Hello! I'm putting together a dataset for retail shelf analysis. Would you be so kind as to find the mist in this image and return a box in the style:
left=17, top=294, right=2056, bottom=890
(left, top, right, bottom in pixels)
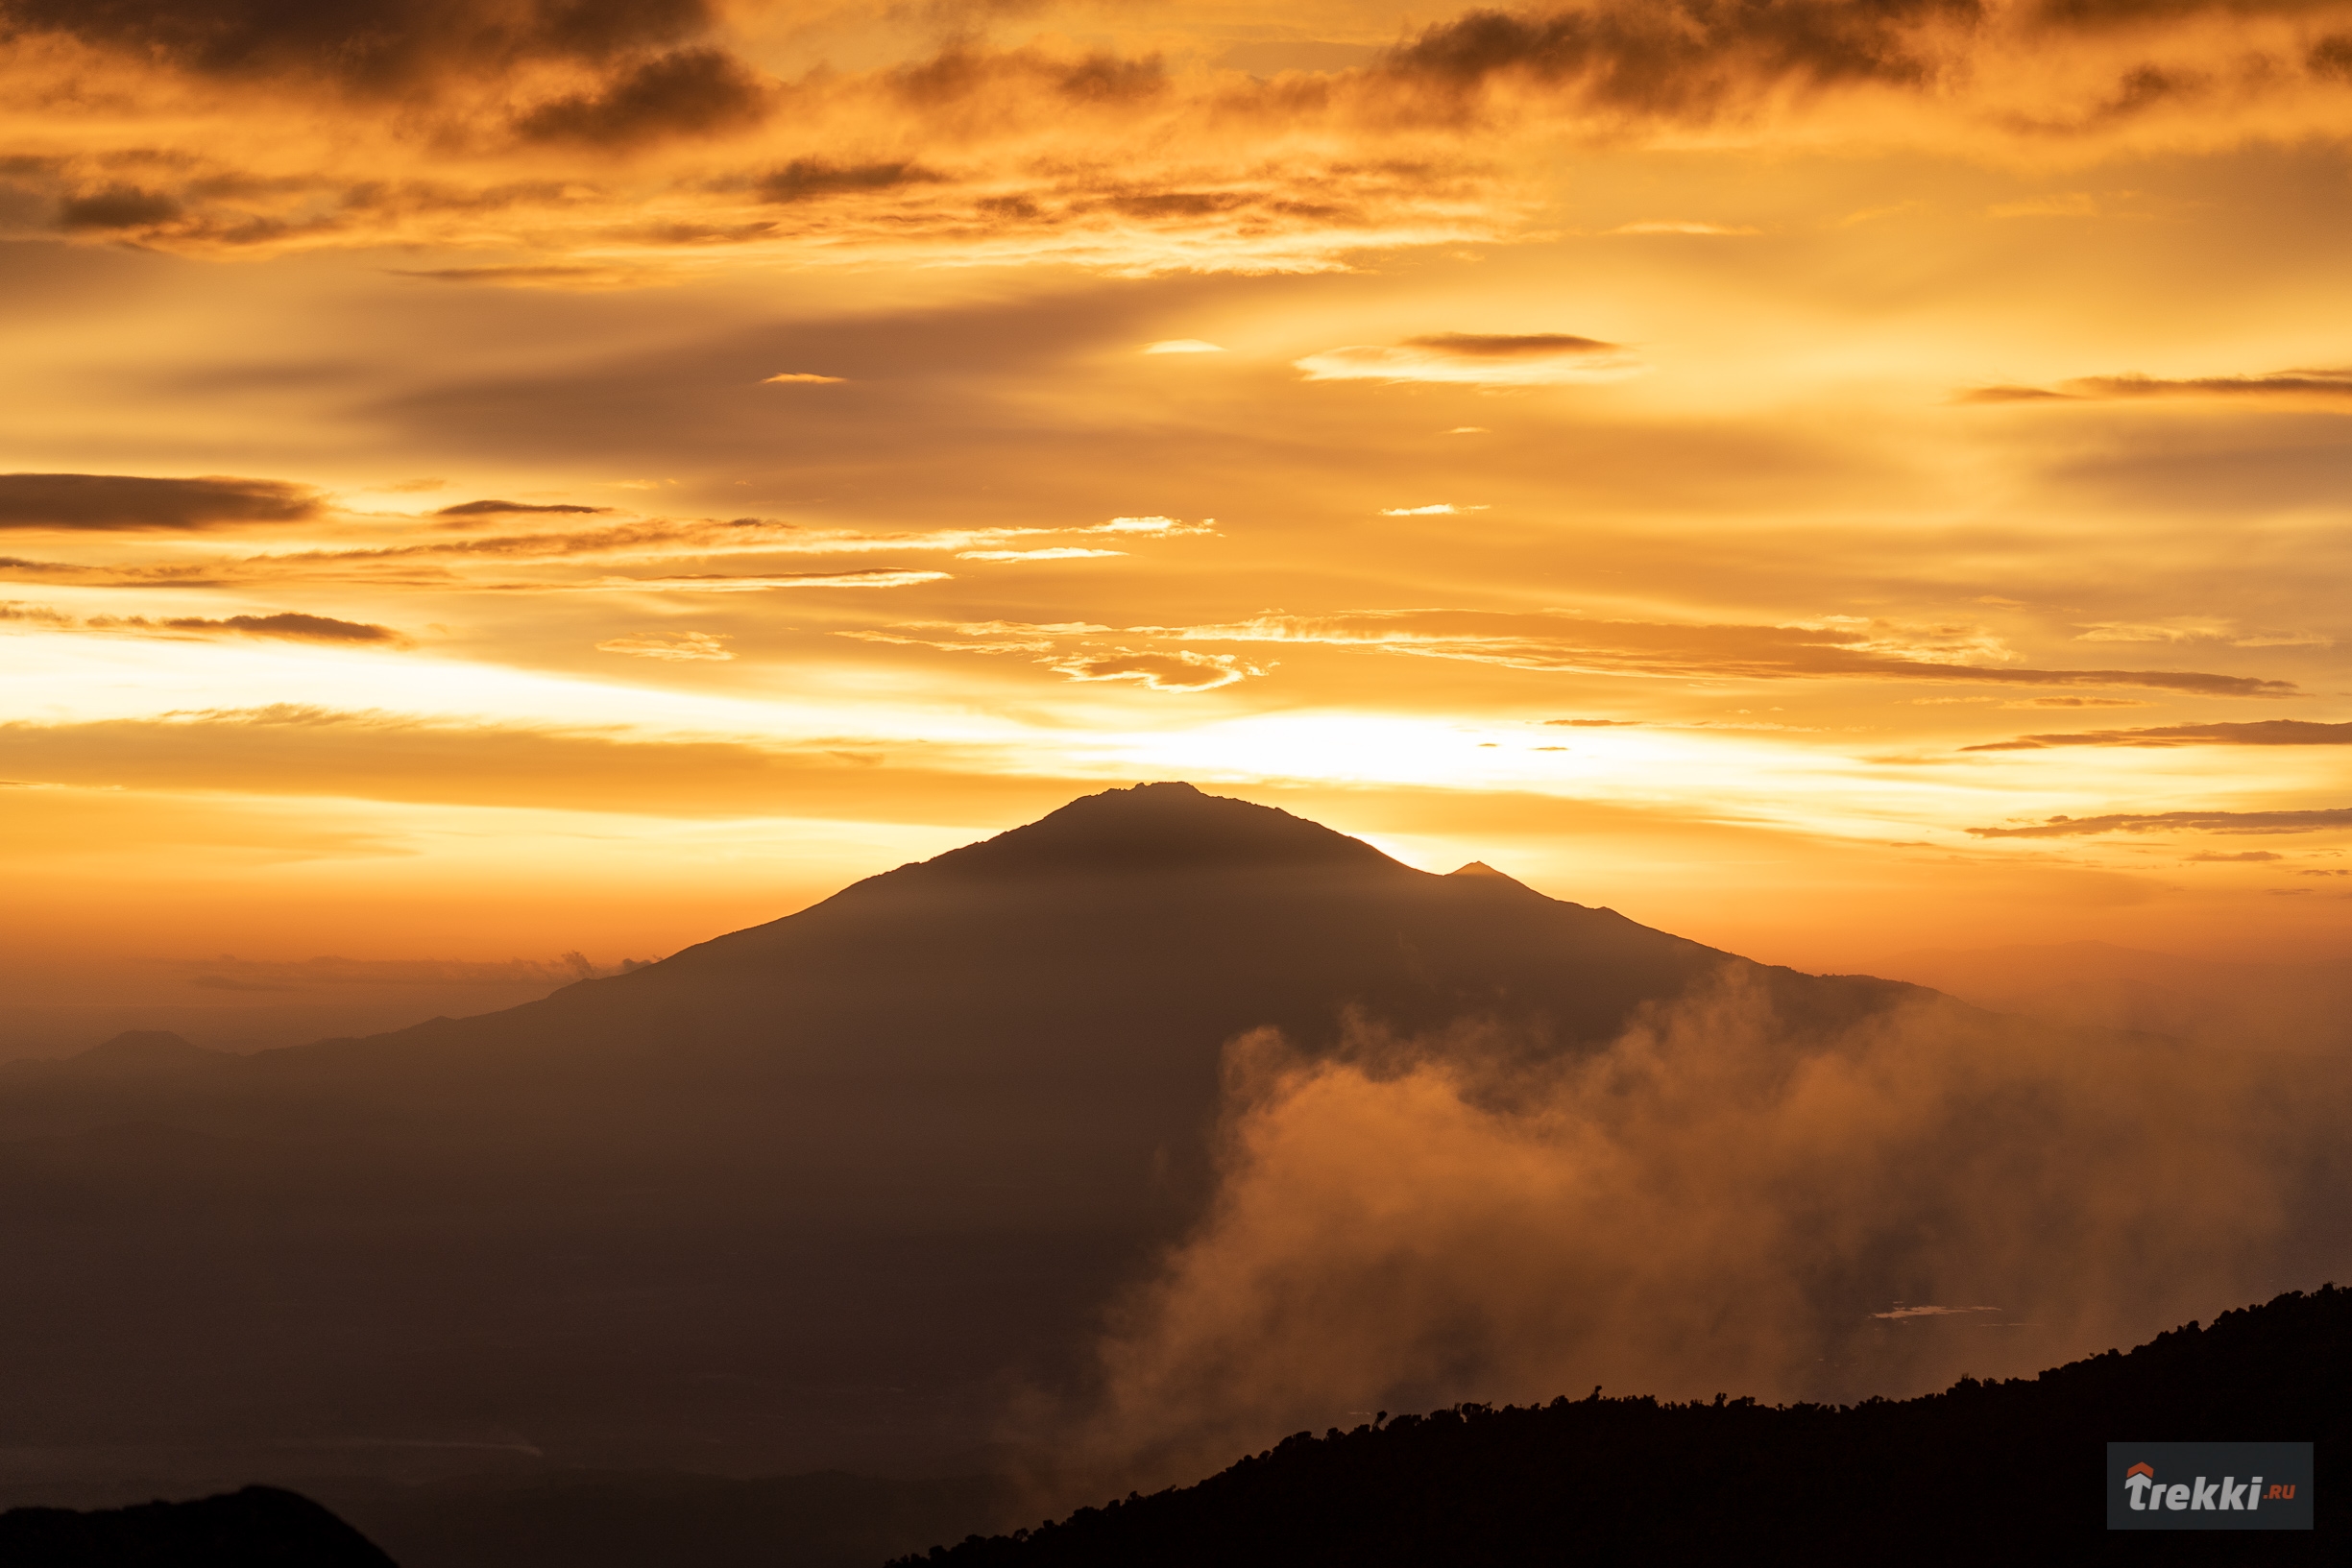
left=1058, top=971, right=2352, bottom=1488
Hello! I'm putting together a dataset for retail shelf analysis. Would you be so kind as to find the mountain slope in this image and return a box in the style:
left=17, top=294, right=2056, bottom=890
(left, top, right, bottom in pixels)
left=902, top=1285, right=2349, bottom=1567
left=0, top=783, right=1929, bottom=1488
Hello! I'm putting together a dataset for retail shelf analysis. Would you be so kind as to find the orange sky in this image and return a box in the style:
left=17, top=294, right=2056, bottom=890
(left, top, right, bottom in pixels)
left=6, top=0, right=2352, bottom=1043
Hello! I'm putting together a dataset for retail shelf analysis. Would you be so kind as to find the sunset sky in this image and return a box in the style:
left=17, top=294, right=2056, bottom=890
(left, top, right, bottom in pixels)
left=6, top=0, right=2352, bottom=1038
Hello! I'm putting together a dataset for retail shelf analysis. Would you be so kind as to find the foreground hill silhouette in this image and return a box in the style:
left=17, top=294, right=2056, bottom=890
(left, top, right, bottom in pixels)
left=902, top=1286, right=2349, bottom=1567
left=0, top=1484, right=393, bottom=1566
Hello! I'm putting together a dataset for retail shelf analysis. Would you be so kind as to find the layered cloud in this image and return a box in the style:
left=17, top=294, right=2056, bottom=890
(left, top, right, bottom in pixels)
left=12, top=1, right=2352, bottom=275
left=1143, top=609, right=2300, bottom=694
left=0, top=507, right=1218, bottom=594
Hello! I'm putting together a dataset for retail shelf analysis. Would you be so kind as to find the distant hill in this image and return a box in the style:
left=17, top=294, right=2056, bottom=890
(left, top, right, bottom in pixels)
left=1872, top=940, right=2352, bottom=1054
left=0, top=1484, right=393, bottom=1566
left=898, top=1285, right=2350, bottom=1566
left=0, top=784, right=1927, bottom=1485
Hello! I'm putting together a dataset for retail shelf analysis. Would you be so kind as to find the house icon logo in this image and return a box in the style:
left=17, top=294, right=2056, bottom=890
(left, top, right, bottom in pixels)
left=2126, top=1463, right=2155, bottom=1482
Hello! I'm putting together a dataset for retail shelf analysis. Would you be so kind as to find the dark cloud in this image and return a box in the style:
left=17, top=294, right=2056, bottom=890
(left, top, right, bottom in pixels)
left=6, top=600, right=405, bottom=642
left=1055, top=51, right=1170, bottom=103
left=85, top=611, right=406, bottom=644
left=0, top=472, right=321, bottom=531
left=1959, top=368, right=2352, bottom=403
left=1964, top=719, right=2352, bottom=752
left=1103, top=191, right=1252, bottom=220
left=434, top=498, right=611, bottom=517
left=1376, top=0, right=1976, bottom=115
left=1955, top=384, right=2075, bottom=403
left=1967, top=808, right=2352, bottom=838
left=886, top=45, right=1168, bottom=109
left=755, top=160, right=944, bottom=205
left=172, top=612, right=403, bottom=643
left=0, top=0, right=715, bottom=91
left=2185, top=850, right=2282, bottom=862
left=512, top=47, right=767, bottom=146
left=55, top=185, right=183, bottom=230
left=2315, top=34, right=2352, bottom=80
left=1295, top=333, right=1644, bottom=385
left=1404, top=331, right=1621, bottom=356
left=387, top=264, right=660, bottom=288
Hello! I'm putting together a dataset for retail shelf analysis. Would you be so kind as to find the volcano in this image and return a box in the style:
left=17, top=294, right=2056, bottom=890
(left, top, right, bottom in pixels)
left=0, top=784, right=1919, bottom=1491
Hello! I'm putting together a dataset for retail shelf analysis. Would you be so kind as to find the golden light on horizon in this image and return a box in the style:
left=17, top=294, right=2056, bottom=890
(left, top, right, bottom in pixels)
left=6, top=0, right=2352, bottom=1051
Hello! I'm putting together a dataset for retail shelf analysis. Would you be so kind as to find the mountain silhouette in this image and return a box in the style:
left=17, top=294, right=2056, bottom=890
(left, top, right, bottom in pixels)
left=0, top=784, right=1926, bottom=1492
left=0, top=1484, right=395, bottom=1566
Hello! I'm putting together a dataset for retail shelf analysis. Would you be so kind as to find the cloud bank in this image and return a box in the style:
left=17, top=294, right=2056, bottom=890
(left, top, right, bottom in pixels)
left=1054, top=975, right=2346, bottom=1488
left=14, top=1, right=2352, bottom=274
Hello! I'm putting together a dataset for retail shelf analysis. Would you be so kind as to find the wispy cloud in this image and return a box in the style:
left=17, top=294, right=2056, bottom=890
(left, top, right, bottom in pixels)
left=435, top=499, right=611, bottom=518
left=570, top=570, right=950, bottom=592
left=594, top=632, right=734, bottom=661
left=1964, top=720, right=2352, bottom=753
left=1052, top=651, right=1262, bottom=692
left=1960, top=368, right=2352, bottom=404
left=1297, top=333, right=1646, bottom=387
left=1604, top=220, right=1760, bottom=236
left=955, top=547, right=1127, bottom=562
left=1968, top=808, right=2352, bottom=839
left=4, top=603, right=406, bottom=645
left=1138, top=610, right=2299, bottom=696
left=2073, top=619, right=2328, bottom=648
left=0, top=513, right=1220, bottom=593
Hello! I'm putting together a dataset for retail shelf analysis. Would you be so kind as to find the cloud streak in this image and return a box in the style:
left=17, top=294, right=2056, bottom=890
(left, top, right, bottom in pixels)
left=1964, top=720, right=2352, bottom=752
left=2, top=602, right=405, bottom=645
left=1052, top=650, right=1262, bottom=692
left=1967, top=808, right=2352, bottom=838
left=1147, top=610, right=2300, bottom=695
left=0, top=472, right=323, bottom=531
left=1960, top=368, right=2352, bottom=404
left=1297, top=333, right=1646, bottom=387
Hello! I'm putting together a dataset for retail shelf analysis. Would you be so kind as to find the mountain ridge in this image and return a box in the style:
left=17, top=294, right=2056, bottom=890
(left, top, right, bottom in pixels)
left=0, top=782, right=1954, bottom=1487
